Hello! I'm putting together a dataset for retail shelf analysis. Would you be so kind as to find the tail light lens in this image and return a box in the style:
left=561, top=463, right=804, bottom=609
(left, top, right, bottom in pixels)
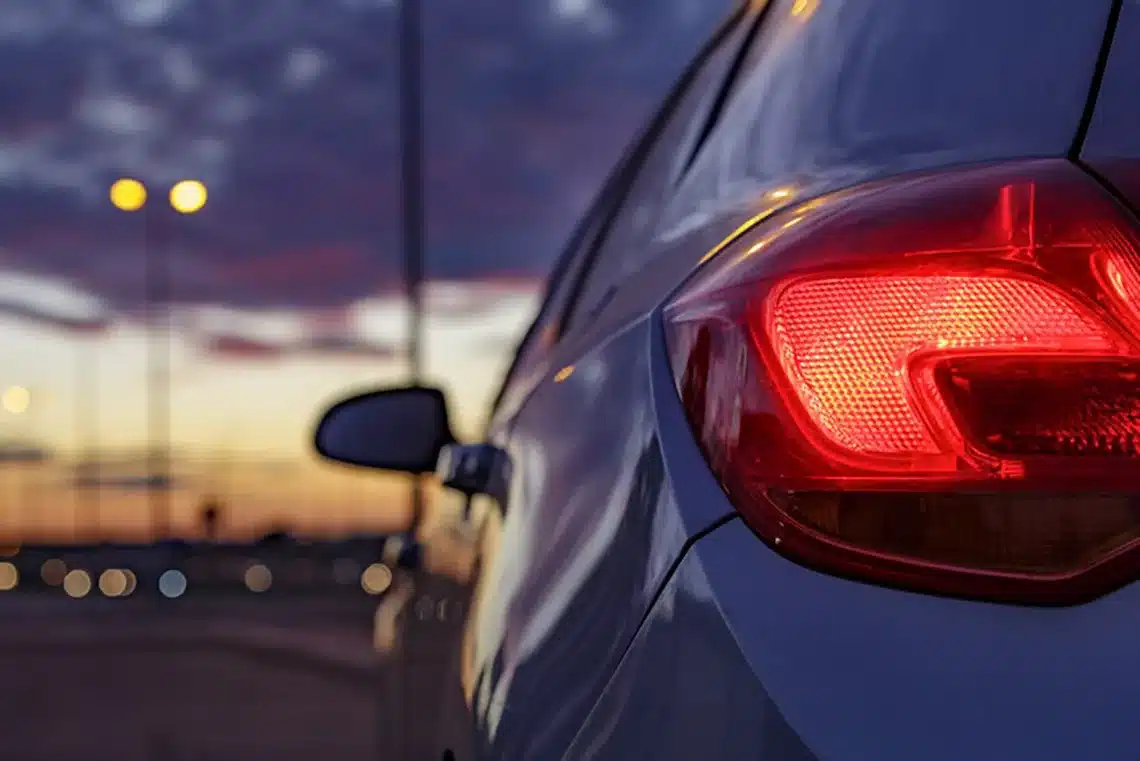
left=664, top=160, right=1140, bottom=604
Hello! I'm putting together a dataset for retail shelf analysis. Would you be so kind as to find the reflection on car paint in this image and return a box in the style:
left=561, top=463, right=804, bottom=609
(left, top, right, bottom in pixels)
left=467, top=0, right=1118, bottom=756
left=563, top=522, right=818, bottom=761
left=658, top=0, right=1111, bottom=244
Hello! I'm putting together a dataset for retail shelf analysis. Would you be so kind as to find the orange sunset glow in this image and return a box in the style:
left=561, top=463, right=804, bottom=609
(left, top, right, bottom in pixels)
left=0, top=273, right=540, bottom=541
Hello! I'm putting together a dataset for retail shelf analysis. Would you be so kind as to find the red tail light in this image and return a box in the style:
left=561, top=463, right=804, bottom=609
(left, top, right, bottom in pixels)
left=664, top=160, right=1140, bottom=604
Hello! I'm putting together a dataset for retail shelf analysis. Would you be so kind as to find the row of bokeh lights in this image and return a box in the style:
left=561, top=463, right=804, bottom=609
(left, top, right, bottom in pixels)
left=0, top=558, right=393, bottom=598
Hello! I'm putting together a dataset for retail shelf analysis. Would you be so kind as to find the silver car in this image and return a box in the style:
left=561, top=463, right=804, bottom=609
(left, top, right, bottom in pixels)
left=315, top=0, right=1140, bottom=758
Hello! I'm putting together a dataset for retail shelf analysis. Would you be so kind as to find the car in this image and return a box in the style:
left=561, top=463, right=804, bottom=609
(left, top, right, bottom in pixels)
left=312, top=0, right=1140, bottom=758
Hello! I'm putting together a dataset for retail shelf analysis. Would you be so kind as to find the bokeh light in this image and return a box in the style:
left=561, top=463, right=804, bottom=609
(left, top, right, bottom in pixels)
left=123, top=569, right=138, bottom=596
left=99, top=569, right=129, bottom=598
left=244, top=563, right=272, bottom=592
left=361, top=563, right=393, bottom=595
left=63, top=569, right=92, bottom=598
left=381, top=537, right=405, bottom=566
left=41, top=558, right=66, bottom=586
left=158, top=569, right=187, bottom=598
left=0, top=562, right=18, bottom=591
left=2, top=386, right=30, bottom=414
left=169, top=180, right=207, bottom=214
left=109, top=178, right=147, bottom=212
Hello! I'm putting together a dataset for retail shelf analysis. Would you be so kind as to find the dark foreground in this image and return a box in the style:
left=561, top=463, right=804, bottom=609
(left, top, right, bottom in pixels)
left=0, top=578, right=472, bottom=761
left=1, top=641, right=381, bottom=761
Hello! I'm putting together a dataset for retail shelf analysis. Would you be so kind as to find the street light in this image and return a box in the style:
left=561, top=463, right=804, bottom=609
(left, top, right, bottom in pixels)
left=2, top=386, right=29, bottom=415
left=169, top=180, right=207, bottom=215
left=399, top=0, right=426, bottom=542
left=109, top=178, right=147, bottom=212
left=395, top=4, right=426, bottom=760
left=83, top=177, right=146, bottom=540
left=2, top=386, right=36, bottom=540
left=90, top=177, right=156, bottom=539
left=106, top=178, right=210, bottom=541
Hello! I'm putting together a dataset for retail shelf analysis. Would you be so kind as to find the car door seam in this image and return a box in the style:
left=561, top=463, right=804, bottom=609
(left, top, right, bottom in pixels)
left=557, top=513, right=738, bottom=761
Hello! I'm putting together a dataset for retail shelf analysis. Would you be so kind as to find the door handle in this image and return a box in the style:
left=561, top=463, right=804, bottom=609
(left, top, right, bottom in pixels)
left=435, top=443, right=511, bottom=501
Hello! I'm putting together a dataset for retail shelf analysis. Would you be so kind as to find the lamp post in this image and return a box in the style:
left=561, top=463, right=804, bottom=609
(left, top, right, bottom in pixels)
left=103, top=178, right=151, bottom=541
left=400, top=0, right=426, bottom=541
left=73, top=332, right=100, bottom=542
left=110, top=177, right=207, bottom=542
left=154, top=180, right=207, bottom=540
left=1, top=385, right=31, bottom=542
left=394, top=2, right=427, bottom=760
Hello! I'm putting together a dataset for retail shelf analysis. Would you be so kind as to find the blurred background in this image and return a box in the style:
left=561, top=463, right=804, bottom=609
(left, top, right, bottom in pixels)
left=0, top=0, right=730, bottom=543
left=0, top=0, right=730, bottom=758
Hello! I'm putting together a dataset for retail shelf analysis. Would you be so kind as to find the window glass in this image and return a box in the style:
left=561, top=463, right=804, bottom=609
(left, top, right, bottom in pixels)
left=564, top=16, right=754, bottom=331
left=489, top=179, right=618, bottom=408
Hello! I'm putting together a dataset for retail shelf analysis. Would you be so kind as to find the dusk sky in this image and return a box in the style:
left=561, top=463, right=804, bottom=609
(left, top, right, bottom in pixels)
left=0, top=0, right=732, bottom=539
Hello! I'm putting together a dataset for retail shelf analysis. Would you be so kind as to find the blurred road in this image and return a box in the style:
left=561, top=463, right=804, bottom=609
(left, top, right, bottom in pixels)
left=0, top=575, right=472, bottom=761
left=1, top=641, right=381, bottom=761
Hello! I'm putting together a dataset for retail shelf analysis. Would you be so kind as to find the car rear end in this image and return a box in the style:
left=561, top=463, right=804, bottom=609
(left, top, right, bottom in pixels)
left=563, top=1, right=1140, bottom=759
left=660, top=157, right=1140, bottom=759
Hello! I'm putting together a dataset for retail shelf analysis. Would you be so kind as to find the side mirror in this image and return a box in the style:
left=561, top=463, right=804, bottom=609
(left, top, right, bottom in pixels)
left=314, top=386, right=455, bottom=474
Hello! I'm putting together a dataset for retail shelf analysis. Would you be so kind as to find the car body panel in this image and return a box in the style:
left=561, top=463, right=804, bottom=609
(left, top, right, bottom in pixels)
left=1081, top=0, right=1140, bottom=161
left=1080, top=0, right=1140, bottom=211
left=568, top=517, right=1140, bottom=761
left=467, top=313, right=737, bottom=760
left=562, top=519, right=818, bottom=761
left=658, top=0, right=1112, bottom=244
left=463, top=1, right=1119, bottom=758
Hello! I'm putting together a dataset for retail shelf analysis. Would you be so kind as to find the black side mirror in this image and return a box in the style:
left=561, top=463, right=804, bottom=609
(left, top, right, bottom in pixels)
left=314, top=386, right=455, bottom=474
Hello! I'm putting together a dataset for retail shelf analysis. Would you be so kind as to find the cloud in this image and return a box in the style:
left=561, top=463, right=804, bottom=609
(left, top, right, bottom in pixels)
left=187, top=278, right=539, bottom=365
left=297, top=334, right=401, bottom=360
left=0, top=0, right=732, bottom=317
left=0, top=300, right=111, bottom=334
left=202, top=334, right=289, bottom=361
left=0, top=271, right=112, bottom=335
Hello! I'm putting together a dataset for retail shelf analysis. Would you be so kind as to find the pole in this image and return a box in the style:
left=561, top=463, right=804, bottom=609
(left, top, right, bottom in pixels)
left=17, top=393, right=33, bottom=537
left=145, top=202, right=172, bottom=541
left=77, top=341, right=100, bottom=541
left=401, top=0, right=426, bottom=538
left=395, top=2, right=426, bottom=760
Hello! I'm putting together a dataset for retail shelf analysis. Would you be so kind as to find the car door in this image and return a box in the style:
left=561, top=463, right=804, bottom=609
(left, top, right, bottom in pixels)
left=460, top=6, right=763, bottom=759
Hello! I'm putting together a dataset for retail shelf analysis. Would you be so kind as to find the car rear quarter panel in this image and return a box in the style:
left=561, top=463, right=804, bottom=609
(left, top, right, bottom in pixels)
left=659, top=0, right=1113, bottom=243
left=467, top=317, right=730, bottom=760
left=571, top=513, right=1140, bottom=761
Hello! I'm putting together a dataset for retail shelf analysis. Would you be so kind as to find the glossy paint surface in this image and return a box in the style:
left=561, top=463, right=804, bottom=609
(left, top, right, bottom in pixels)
left=468, top=321, right=699, bottom=760
left=562, top=520, right=818, bottom=761
left=658, top=0, right=1112, bottom=243
left=462, top=0, right=1118, bottom=758
left=1082, top=0, right=1140, bottom=162
left=1081, top=0, right=1140, bottom=212
left=571, top=517, right=1140, bottom=761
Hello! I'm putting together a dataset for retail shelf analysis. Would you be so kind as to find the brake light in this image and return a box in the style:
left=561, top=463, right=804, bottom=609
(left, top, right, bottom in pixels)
left=664, top=160, right=1140, bottom=604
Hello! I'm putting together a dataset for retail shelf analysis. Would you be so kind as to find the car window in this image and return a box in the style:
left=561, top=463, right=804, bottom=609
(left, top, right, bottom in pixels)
left=562, top=12, right=758, bottom=333
left=488, top=173, right=623, bottom=413
left=490, top=6, right=756, bottom=418
left=659, top=0, right=1101, bottom=245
